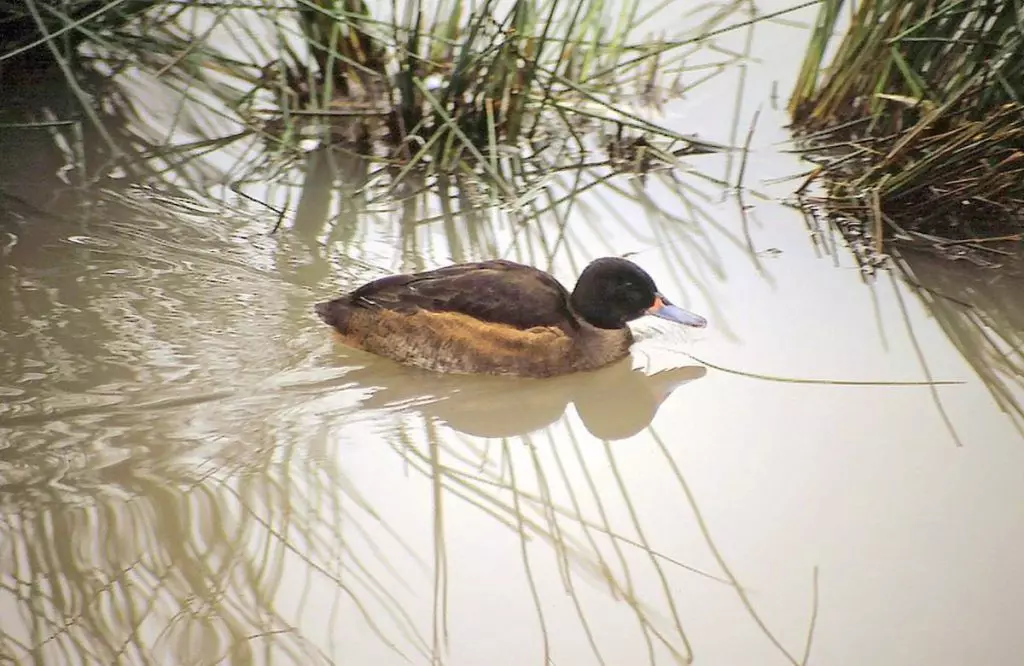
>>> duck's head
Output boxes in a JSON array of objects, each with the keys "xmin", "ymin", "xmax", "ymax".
[{"xmin": 570, "ymin": 257, "xmax": 708, "ymax": 330}]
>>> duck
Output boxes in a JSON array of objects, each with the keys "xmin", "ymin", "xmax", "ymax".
[{"xmin": 314, "ymin": 256, "xmax": 707, "ymax": 378}]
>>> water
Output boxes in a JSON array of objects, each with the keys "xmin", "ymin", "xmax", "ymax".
[{"xmin": 2, "ymin": 2, "xmax": 1024, "ymax": 665}]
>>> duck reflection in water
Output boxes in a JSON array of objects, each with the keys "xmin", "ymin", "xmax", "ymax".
[{"xmin": 326, "ymin": 356, "xmax": 706, "ymax": 441}]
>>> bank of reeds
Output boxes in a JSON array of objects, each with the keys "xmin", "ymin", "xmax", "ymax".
[
  {"xmin": 3, "ymin": 0, "xmax": 767, "ymax": 218},
  {"xmin": 252, "ymin": 0, "xmax": 739, "ymax": 195},
  {"xmin": 789, "ymin": 0, "xmax": 1024, "ymax": 265}
]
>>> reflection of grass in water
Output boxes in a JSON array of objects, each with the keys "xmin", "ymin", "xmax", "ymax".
[
  {"xmin": 797, "ymin": 219, "xmax": 1024, "ymax": 443},
  {"xmin": 305, "ymin": 146, "xmax": 742, "ymax": 275},
  {"xmin": 0, "ymin": 426, "xmax": 783, "ymax": 664},
  {"xmin": 0, "ymin": 292, "xmax": 817, "ymax": 666},
  {"xmin": 0, "ymin": 441, "xmax": 429, "ymax": 664},
  {"xmin": 390, "ymin": 422, "xmax": 697, "ymax": 662},
  {"xmin": 225, "ymin": 458, "xmax": 431, "ymax": 661},
  {"xmin": 646, "ymin": 429, "xmax": 811, "ymax": 666},
  {"xmin": 892, "ymin": 252, "xmax": 1024, "ymax": 437},
  {"xmin": 386, "ymin": 410, "xmax": 820, "ymax": 665}
]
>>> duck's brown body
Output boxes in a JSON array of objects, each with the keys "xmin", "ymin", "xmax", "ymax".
[{"xmin": 315, "ymin": 260, "xmax": 633, "ymax": 378}]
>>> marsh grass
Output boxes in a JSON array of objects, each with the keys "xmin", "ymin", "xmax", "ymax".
[
  {"xmin": 0, "ymin": 0, "xmax": 802, "ymax": 210},
  {"xmin": 235, "ymin": 0, "xmax": 759, "ymax": 214},
  {"xmin": 788, "ymin": 0, "xmax": 1024, "ymax": 264}
]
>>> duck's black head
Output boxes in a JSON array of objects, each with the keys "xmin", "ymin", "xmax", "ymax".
[{"xmin": 570, "ymin": 257, "xmax": 708, "ymax": 330}]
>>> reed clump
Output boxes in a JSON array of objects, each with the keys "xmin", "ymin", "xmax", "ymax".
[
  {"xmin": 248, "ymin": 0, "xmax": 726, "ymax": 194},
  {"xmin": 789, "ymin": 0, "xmax": 1024, "ymax": 264}
]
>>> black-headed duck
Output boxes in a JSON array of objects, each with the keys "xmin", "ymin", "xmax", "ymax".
[{"xmin": 314, "ymin": 257, "xmax": 707, "ymax": 378}]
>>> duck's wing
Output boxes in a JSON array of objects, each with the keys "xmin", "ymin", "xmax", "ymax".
[{"xmin": 348, "ymin": 260, "xmax": 579, "ymax": 331}]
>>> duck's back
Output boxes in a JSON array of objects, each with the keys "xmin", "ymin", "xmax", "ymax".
[
  {"xmin": 315, "ymin": 260, "xmax": 630, "ymax": 377},
  {"xmin": 343, "ymin": 260, "xmax": 578, "ymax": 331}
]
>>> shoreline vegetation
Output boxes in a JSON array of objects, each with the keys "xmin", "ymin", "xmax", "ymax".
[
  {"xmin": 788, "ymin": 0, "xmax": 1024, "ymax": 270},
  {"xmin": 1, "ymin": 0, "xmax": 748, "ymax": 206},
  {"xmin": 1, "ymin": 0, "xmax": 1022, "ymax": 272}
]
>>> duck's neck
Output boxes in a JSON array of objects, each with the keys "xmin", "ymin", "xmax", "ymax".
[{"xmin": 573, "ymin": 322, "xmax": 634, "ymax": 371}]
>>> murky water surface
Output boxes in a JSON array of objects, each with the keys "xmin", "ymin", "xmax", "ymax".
[{"xmin": 2, "ymin": 2, "xmax": 1024, "ymax": 665}]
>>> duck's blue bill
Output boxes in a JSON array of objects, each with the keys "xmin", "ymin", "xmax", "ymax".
[{"xmin": 648, "ymin": 295, "xmax": 708, "ymax": 328}]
